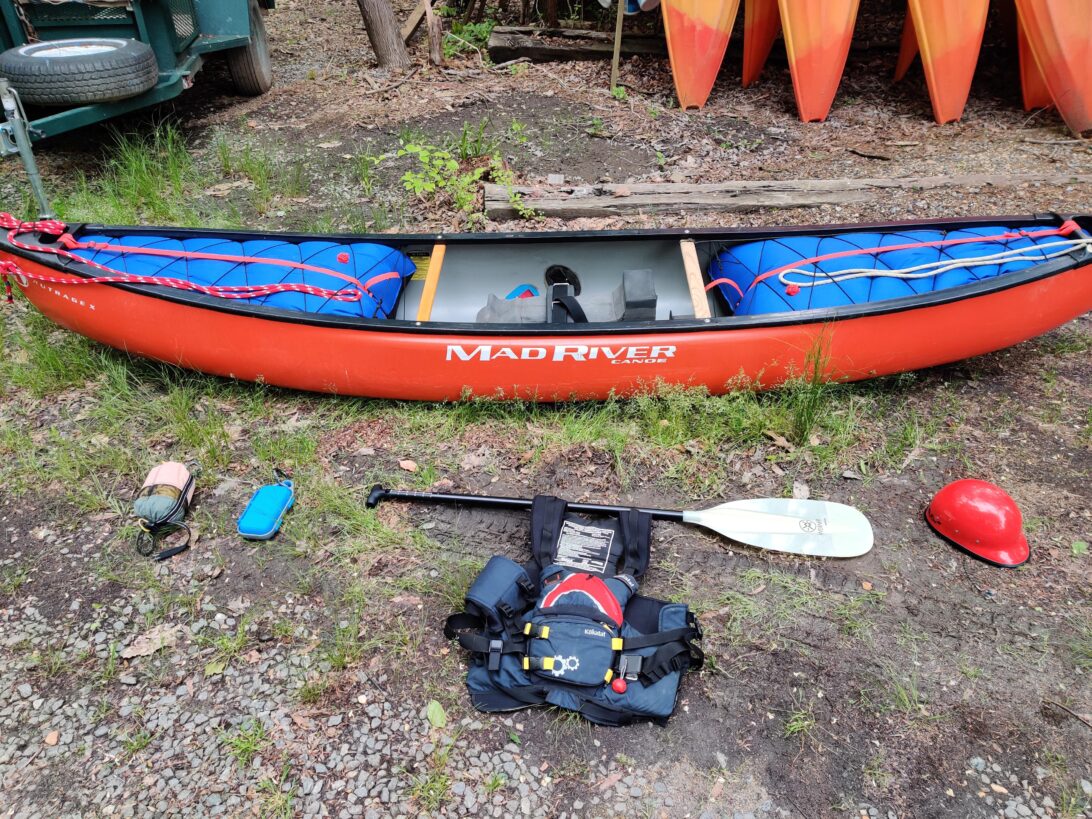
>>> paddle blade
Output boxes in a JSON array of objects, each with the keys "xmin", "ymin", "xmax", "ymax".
[{"xmin": 683, "ymin": 498, "xmax": 873, "ymax": 558}]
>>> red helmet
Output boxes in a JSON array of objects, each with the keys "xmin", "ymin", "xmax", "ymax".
[{"xmin": 925, "ymin": 479, "xmax": 1029, "ymax": 568}]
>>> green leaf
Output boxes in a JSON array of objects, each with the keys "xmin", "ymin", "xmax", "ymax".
[
  {"xmin": 204, "ymin": 660, "xmax": 226, "ymax": 676},
  {"xmin": 507, "ymin": 730, "xmax": 521, "ymax": 746},
  {"xmin": 1073, "ymin": 540, "xmax": 1088, "ymax": 557},
  {"xmin": 426, "ymin": 700, "xmax": 447, "ymax": 729}
]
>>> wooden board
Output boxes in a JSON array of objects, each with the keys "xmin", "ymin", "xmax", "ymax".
[
  {"xmin": 485, "ymin": 174, "xmax": 1092, "ymax": 219},
  {"xmin": 401, "ymin": 0, "xmax": 428, "ymax": 42},
  {"xmin": 487, "ymin": 26, "xmax": 666, "ymax": 63},
  {"xmin": 415, "ymin": 243, "xmax": 446, "ymax": 322},
  {"xmin": 679, "ymin": 239, "xmax": 712, "ymax": 320}
]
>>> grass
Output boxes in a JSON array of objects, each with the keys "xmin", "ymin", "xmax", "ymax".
[
  {"xmin": 1057, "ymin": 787, "xmax": 1090, "ymax": 819},
  {"xmin": 863, "ymin": 753, "xmax": 894, "ymax": 790},
  {"xmin": 833, "ymin": 590, "xmax": 886, "ymax": 637},
  {"xmin": 0, "ymin": 309, "xmax": 102, "ymax": 397},
  {"xmin": 411, "ymin": 770, "xmax": 451, "ymax": 811},
  {"xmin": 0, "ymin": 565, "xmax": 29, "ymax": 597},
  {"xmin": 1069, "ymin": 622, "xmax": 1092, "ymax": 671},
  {"xmin": 55, "ymin": 125, "xmax": 205, "ymax": 226},
  {"xmin": 198, "ymin": 618, "xmax": 252, "ymax": 674},
  {"xmin": 782, "ymin": 696, "xmax": 817, "ymax": 740},
  {"xmin": 257, "ymin": 771, "xmax": 295, "ymax": 819},
  {"xmin": 297, "ymin": 679, "xmax": 329, "ymax": 705},
  {"xmin": 321, "ymin": 621, "xmax": 364, "ymax": 671},
  {"xmin": 881, "ymin": 666, "xmax": 927, "ymax": 716},
  {"xmin": 222, "ymin": 720, "xmax": 269, "ymax": 768},
  {"xmin": 121, "ymin": 729, "xmax": 154, "ymax": 757}
]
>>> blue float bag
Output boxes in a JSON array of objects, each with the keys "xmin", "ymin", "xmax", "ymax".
[
  {"xmin": 709, "ymin": 225, "xmax": 1070, "ymax": 315},
  {"xmin": 71, "ymin": 235, "xmax": 416, "ymax": 319}
]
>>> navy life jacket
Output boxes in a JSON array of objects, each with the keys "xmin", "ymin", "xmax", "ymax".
[{"xmin": 444, "ymin": 496, "xmax": 703, "ymax": 726}]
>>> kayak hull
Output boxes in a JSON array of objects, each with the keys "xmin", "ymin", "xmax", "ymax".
[
  {"xmin": 894, "ymin": 0, "xmax": 989, "ymax": 124},
  {"xmin": 742, "ymin": 0, "xmax": 780, "ymax": 88},
  {"xmin": 4, "ymin": 217, "xmax": 1090, "ymax": 402},
  {"xmin": 661, "ymin": 0, "xmax": 740, "ymax": 109},
  {"xmin": 1014, "ymin": 0, "xmax": 1092, "ymax": 135},
  {"xmin": 778, "ymin": 0, "xmax": 860, "ymax": 122}
]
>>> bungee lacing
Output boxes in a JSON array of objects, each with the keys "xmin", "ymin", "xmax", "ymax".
[
  {"xmin": 705, "ymin": 220, "xmax": 1091, "ymax": 299},
  {"xmin": 778, "ymin": 236, "xmax": 1092, "ymax": 291},
  {"xmin": 0, "ymin": 213, "xmax": 399, "ymax": 311}
]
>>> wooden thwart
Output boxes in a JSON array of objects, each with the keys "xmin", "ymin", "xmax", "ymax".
[
  {"xmin": 679, "ymin": 239, "xmax": 712, "ymax": 320},
  {"xmin": 415, "ymin": 243, "xmax": 447, "ymax": 322},
  {"xmin": 485, "ymin": 174, "xmax": 1092, "ymax": 219}
]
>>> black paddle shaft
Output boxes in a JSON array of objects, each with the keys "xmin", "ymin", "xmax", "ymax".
[{"xmin": 366, "ymin": 485, "xmax": 685, "ymax": 522}]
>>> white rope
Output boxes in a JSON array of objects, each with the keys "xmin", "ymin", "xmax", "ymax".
[{"xmin": 778, "ymin": 237, "xmax": 1092, "ymax": 290}]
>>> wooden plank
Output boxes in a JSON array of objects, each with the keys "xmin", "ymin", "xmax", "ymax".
[
  {"xmin": 680, "ymin": 239, "xmax": 711, "ymax": 320},
  {"xmin": 415, "ymin": 243, "xmax": 446, "ymax": 322},
  {"xmin": 487, "ymin": 26, "xmax": 666, "ymax": 63},
  {"xmin": 401, "ymin": 0, "xmax": 428, "ymax": 43},
  {"xmin": 484, "ymin": 174, "xmax": 1092, "ymax": 219}
]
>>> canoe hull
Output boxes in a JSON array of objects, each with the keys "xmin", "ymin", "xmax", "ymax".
[{"xmin": 7, "ymin": 249, "xmax": 1090, "ymax": 401}]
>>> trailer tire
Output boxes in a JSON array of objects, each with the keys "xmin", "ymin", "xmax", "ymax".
[
  {"xmin": 227, "ymin": 0, "xmax": 273, "ymax": 97},
  {"xmin": 0, "ymin": 38, "xmax": 158, "ymax": 106}
]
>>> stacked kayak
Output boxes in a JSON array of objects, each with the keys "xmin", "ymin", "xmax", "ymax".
[
  {"xmin": 894, "ymin": 0, "xmax": 989, "ymax": 124},
  {"xmin": 660, "ymin": 0, "xmax": 740, "ymax": 109},
  {"xmin": 1014, "ymin": 0, "xmax": 1091, "ymax": 134},
  {"xmin": 659, "ymin": 0, "xmax": 1092, "ymax": 134},
  {"xmin": 2, "ymin": 212, "xmax": 1090, "ymax": 401}
]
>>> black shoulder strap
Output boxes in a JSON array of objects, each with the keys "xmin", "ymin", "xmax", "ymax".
[
  {"xmin": 530, "ymin": 495, "xmax": 568, "ymax": 572},
  {"xmin": 618, "ymin": 506, "xmax": 651, "ymax": 578}
]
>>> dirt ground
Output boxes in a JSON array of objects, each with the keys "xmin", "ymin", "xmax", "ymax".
[{"xmin": 1, "ymin": 1, "xmax": 1090, "ymax": 818}]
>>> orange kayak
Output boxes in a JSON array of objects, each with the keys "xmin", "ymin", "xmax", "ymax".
[
  {"xmin": 1014, "ymin": 0, "xmax": 1090, "ymax": 133},
  {"xmin": 742, "ymin": 0, "xmax": 780, "ymax": 88},
  {"xmin": 661, "ymin": 0, "xmax": 741, "ymax": 109},
  {"xmin": 1018, "ymin": 16, "xmax": 1052, "ymax": 111},
  {"xmin": 778, "ymin": 0, "xmax": 860, "ymax": 122},
  {"xmin": 893, "ymin": 0, "xmax": 989, "ymax": 124}
]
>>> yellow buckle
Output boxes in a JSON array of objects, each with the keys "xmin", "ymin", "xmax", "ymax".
[{"xmin": 611, "ymin": 638, "xmax": 624, "ymax": 651}]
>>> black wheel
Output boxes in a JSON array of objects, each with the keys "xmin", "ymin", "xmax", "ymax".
[
  {"xmin": 227, "ymin": 0, "xmax": 273, "ymax": 96},
  {"xmin": 0, "ymin": 38, "xmax": 158, "ymax": 106}
]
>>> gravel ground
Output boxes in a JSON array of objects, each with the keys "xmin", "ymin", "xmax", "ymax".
[{"xmin": 1, "ymin": 1, "xmax": 1090, "ymax": 817}]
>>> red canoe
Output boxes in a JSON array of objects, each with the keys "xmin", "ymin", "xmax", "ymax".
[{"xmin": 2, "ymin": 213, "xmax": 1090, "ymax": 401}]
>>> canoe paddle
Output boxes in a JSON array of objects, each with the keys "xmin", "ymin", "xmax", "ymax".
[{"xmin": 366, "ymin": 486, "xmax": 873, "ymax": 559}]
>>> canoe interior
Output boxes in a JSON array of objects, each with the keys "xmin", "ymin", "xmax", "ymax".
[
  {"xmin": 398, "ymin": 238, "xmax": 721, "ymax": 322},
  {"xmin": 28, "ymin": 213, "xmax": 1092, "ymax": 330}
]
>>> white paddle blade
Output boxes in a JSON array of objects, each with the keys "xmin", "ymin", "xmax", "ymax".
[{"xmin": 682, "ymin": 498, "xmax": 874, "ymax": 558}]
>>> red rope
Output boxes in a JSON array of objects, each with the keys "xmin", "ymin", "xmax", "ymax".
[
  {"xmin": 0, "ymin": 213, "xmax": 402, "ymax": 310},
  {"xmin": 718, "ymin": 221, "xmax": 1083, "ymax": 293}
]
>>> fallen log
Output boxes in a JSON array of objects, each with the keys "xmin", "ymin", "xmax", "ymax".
[
  {"xmin": 487, "ymin": 25, "xmax": 666, "ymax": 63},
  {"xmin": 485, "ymin": 174, "xmax": 1092, "ymax": 220}
]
